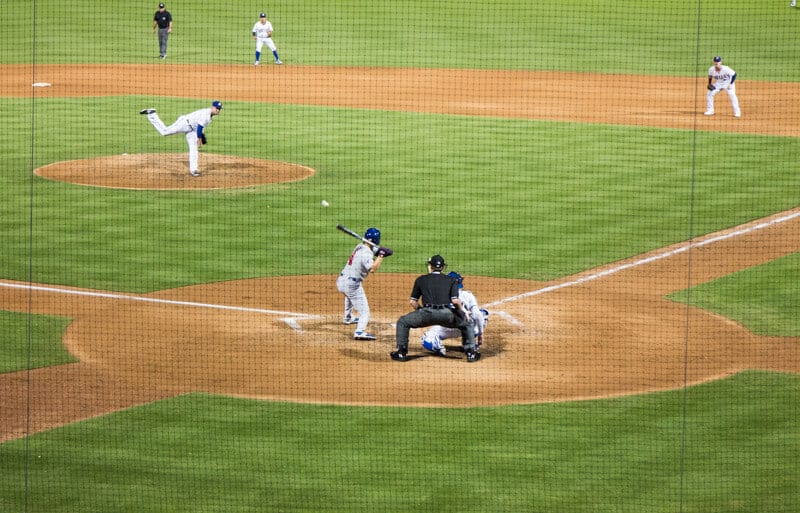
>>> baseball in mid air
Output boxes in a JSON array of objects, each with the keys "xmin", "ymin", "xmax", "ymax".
[{"xmin": 321, "ymin": 200, "xmax": 330, "ymax": 207}]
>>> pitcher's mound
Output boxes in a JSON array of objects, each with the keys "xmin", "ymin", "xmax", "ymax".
[{"xmin": 35, "ymin": 153, "xmax": 316, "ymax": 190}]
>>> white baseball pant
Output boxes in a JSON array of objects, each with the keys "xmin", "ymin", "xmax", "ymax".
[
  {"xmin": 146, "ymin": 113, "xmax": 201, "ymax": 173},
  {"xmin": 256, "ymin": 38, "xmax": 277, "ymax": 53},
  {"xmin": 706, "ymin": 84, "xmax": 740, "ymax": 117}
]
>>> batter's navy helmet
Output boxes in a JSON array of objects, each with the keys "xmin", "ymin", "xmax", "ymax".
[
  {"xmin": 447, "ymin": 271, "xmax": 463, "ymax": 288},
  {"xmin": 364, "ymin": 227, "xmax": 381, "ymax": 245},
  {"xmin": 428, "ymin": 254, "xmax": 446, "ymax": 270}
]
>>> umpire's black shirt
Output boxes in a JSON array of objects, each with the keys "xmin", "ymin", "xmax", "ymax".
[
  {"xmin": 154, "ymin": 9, "xmax": 172, "ymax": 28},
  {"xmin": 410, "ymin": 272, "xmax": 458, "ymax": 306}
]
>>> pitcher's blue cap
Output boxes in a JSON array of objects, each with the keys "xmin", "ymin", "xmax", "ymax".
[
  {"xmin": 260, "ymin": 12, "xmax": 266, "ymax": 17},
  {"xmin": 212, "ymin": 101, "xmax": 223, "ymax": 109},
  {"xmin": 713, "ymin": 56, "xmax": 722, "ymax": 62}
]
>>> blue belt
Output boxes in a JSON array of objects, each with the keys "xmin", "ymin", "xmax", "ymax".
[{"xmin": 340, "ymin": 273, "xmax": 362, "ymax": 282}]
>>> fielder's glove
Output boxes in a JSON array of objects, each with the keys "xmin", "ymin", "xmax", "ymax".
[
  {"xmin": 200, "ymin": 134, "xmax": 208, "ymax": 145},
  {"xmin": 376, "ymin": 246, "xmax": 393, "ymax": 257},
  {"xmin": 707, "ymin": 83, "xmax": 715, "ymax": 91}
]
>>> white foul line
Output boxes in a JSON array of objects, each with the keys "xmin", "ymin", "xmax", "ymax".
[
  {"xmin": 0, "ymin": 281, "xmax": 321, "ymax": 328},
  {"xmin": 3, "ymin": 210, "xmax": 798, "ymax": 327},
  {"xmin": 485, "ymin": 210, "xmax": 800, "ymax": 308}
]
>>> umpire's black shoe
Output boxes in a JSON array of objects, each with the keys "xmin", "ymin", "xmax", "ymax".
[
  {"xmin": 390, "ymin": 350, "xmax": 408, "ymax": 362},
  {"xmin": 465, "ymin": 350, "xmax": 482, "ymax": 363}
]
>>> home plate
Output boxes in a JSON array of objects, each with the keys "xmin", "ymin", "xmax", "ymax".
[{"xmin": 32, "ymin": 82, "xmax": 52, "ymax": 87}]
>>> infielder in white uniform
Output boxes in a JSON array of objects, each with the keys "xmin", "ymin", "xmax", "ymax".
[
  {"xmin": 705, "ymin": 56, "xmax": 740, "ymax": 118},
  {"xmin": 337, "ymin": 227, "xmax": 384, "ymax": 340},
  {"xmin": 252, "ymin": 13, "xmax": 282, "ymax": 65},
  {"xmin": 140, "ymin": 101, "xmax": 222, "ymax": 177},
  {"xmin": 421, "ymin": 272, "xmax": 488, "ymax": 356}
]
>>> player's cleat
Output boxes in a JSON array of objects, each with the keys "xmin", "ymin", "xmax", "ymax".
[
  {"xmin": 703, "ymin": 111, "xmax": 714, "ymax": 116},
  {"xmin": 734, "ymin": 113, "xmax": 741, "ymax": 118},
  {"xmin": 465, "ymin": 350, "xmax": 481, "ymax": 363},
  {"xmin": 190, "ymin": 170, "xmax": 201, "ymax": 177},
  {"xmin": 390, "ymin": 350, "xmax": 408, "ymax": 362},
  {"xmin": 254, "ymin": 61, "xmax": 260, "ymax": 66},
  {"xmin": 343, "ymin": 316, "xmax": 359, "ymax": 325},
  {"xmin": 354, "ymin": 331, "xmax": 376, "ymax": 341},
  {"xmin": 275, "ymin": 60, "xmax": 283, "ymax": 65},
  {"xmin": 140, "ymin": 109, "xmax": 156, "ymax": 115}
]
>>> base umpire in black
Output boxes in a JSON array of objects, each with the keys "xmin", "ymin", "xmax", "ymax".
[
  {"xmin": 153, "ymin": 3, "xmax": 172, "ymax": 59},
  {"xmin": 391, "ymin": 255, "xmax": 481, "ymax": 362}
]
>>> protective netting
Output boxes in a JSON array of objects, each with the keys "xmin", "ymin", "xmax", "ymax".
[{"xmin": 1, "ymin": 1, "xmax": 798, "ymax": 512}]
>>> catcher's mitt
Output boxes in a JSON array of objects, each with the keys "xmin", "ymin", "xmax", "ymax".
[
  {"xmin": 200, "ymin": 134, "xmax": 208, "ymax": 145},
  {"xmin": 707, "ymin": 83, "xmax": 715, "ymax": 91}
]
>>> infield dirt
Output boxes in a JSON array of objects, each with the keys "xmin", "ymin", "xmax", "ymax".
[{"xmin": 1, "ymin": 64, "xmax": 798, "ymax": 441}]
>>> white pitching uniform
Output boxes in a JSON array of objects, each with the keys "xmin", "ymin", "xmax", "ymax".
[
  {"xmin": 706, "ymin": 62, "xmax": 740, "ymax": 117},
  {"xmin": 252, "ymin": 16, "xmax": 281, "ymax": 65},
  {"xmin": 146, "ymin": 107, "xmax": 214, "ymax": 175},
  {"xmin": 337, "ymin": 244, "xmax": 378, "ymax": 335},
  {"xmin": 421, "ymin": 289, "xmax": 487, "ymax": 355}
]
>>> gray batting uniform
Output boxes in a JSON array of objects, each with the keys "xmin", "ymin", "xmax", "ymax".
[{"xmin": 337, "ymin": 243, "xmax": 377, "ymax": 334}]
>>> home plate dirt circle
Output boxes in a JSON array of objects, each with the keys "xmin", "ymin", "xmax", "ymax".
[{"xmin": 35, "ymin": 153, "xmax": 316, "ymax": 190}]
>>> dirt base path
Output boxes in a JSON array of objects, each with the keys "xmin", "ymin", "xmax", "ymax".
[
  {"xmin": 5, "ymin": 64, "xmax": 800, "ymax": 136},
  {"xmin": 1, "ymin": 208, "xmax": 798, "ymax": 441},
  {"xmin": 1, "ymin": 64, "xmax": 798, "ymax": 441}
]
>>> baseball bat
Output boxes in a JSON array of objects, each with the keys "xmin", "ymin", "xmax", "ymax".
[{"xmin": 336, "ymin": 224, "xmax": 378, "ymax": 247}]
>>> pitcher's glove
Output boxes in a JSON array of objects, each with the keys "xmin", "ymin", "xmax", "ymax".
[
  {"xmin": 707, "ymin": 83, "xmax": 715, "ymax": 91},
  {"xmin": 376, "ymin": 246, "xmax": 393, "ymax": 257},
  {"xmin": 200, "ymin": 134, "xmax": 208, "ymax": 145}
]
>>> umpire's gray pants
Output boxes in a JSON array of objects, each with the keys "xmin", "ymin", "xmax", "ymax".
[
  {"xmin": 396, "ymin": 307, "xmax": 476, "ymax": 352},
  {"xmin": 158, "ymin": 28, "xmax": 170, "ymax": 57}
]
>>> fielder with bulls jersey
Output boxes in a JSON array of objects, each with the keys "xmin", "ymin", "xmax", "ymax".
[{"xmin": 705, "ymin": 56, "xmax": 741, "ymax": 118}]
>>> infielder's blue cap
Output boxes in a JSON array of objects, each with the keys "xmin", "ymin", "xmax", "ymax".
[
  {"xmin": 713, "ymin": 56, "xmax": 722, "ymax": 62},
  {"xmin": 260, "ymin": 12, "xmax": 266, "ymax": 17},
  {"xmin": 212, "ymin": 101, "xmax": 223, "ymax": 109}
]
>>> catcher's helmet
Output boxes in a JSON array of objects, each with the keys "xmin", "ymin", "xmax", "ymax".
[
  {"xmin": 447, "ymin": 271, "xmax": 463, "ymax": 288},
  {"xmin": 364, "ymin": 227, "xmax": 381, "ymax": 245},
  {"xmin": 428, "ymin": 254, "xmax": 446, "ymax": 271}
]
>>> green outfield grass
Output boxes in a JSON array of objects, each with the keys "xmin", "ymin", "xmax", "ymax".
[
  {"xmin": 2, "ymin": 98, "xmax": 798, "ymax": 290},
  {"xmin": 3, "ymin": 0, "xmax": 799, "ymax": 511},
  {"xmin": 4, "ymin": 0, "xmax": 799, "ymax": 80},
  {"xmin": 0, "ymin": 371, "xmax": 798, "ymax": 513}
]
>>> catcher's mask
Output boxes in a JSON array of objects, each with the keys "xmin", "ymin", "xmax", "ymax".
[
  {"xmin": 428, "ymin": 254, "xmax": 446, "ymax": 271},
  {"xmin": 447, "ymin": 271, "xmax": 463, "ymax": 288},
  {"xmin": 364, "ymin": 227, "xmax": 381, "ymax": 245}
]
